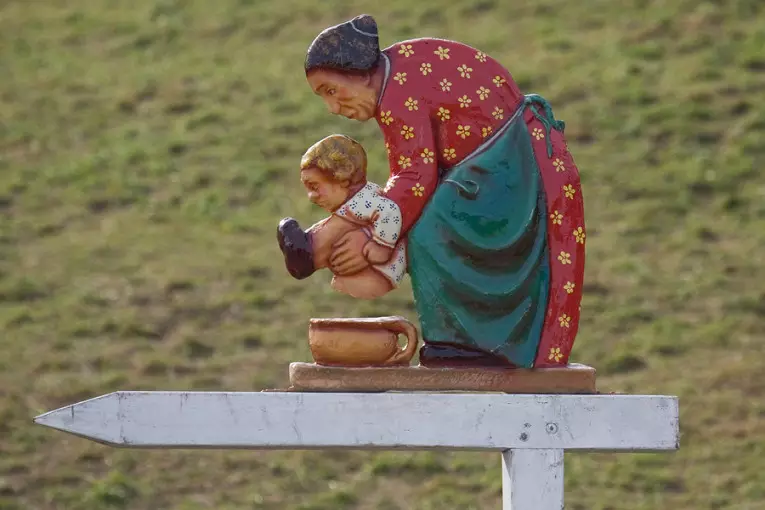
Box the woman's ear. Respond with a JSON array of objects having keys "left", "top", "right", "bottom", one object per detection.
[
  {"left": 349, "top": 71, "right": 373, "bottom": 86},
  {"left": 339, "top": 178, "right": 351, "bottom": 188}
]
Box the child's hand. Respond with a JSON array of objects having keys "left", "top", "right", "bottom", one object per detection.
[{"left": 362, "top": 240, "right": 394, "bottom": 264}]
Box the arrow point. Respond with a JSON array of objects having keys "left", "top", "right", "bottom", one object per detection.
[
  {"left": 33, "top": 404, "right": 74, "bottom": 431},
  {"left": 32, "top": 393, "right": 120, "bottom": 445}
]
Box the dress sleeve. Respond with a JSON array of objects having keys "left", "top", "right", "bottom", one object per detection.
[{"left": 379, "top": 101, "right": 439, "bottom": 237}]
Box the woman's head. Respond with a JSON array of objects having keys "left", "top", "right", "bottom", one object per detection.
[
  {"left": 300, "top": 134, "right": 367, "bottom": 211},
  {"left": 304, "top": 15, "right": 384, "bottom": 121},
  {"left": 306, "top": 68, "right": 382, "bottom": 121}
]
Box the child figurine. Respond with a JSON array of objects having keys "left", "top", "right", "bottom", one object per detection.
[{"left": 277, "top": 134, "right": 406, "bottom": 299}]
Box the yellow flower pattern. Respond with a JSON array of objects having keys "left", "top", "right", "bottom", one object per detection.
[
  {"left": 532, "top": 128, "right": 545, "bottom": 140},
  {"left": 434, "top": 46, "right": 450, "bottom": 60},
  {"left": 394, "top": 72, "right": 407, "bottom": 85},
  {"left": 458, "top": 95, "right": 472, "bottom": 108},
  {"left": 420, "top": 62, "right": 432, "bottom": 75},
  {"left": 443, "top": 147, "right": 457, "bottom": 161},
  {"left": 437, "top": 107, "right": 451, "bottom": 121},
  {"left": 558, "top": 314, "right": 571, "bottom": 328},
  {"left": 456, "top": 125, "right": 471, "bottom": 139},
  {"left": 379, "top": 110, "right": 393, "bottom": 125},
  {"left": 398, "top": 155, "right": 412, "bottom": 169},
  {"left": 557, "top": 251, "right": 572, "bottom": 265},
  {"left": 477, "top": 86, "right": 490, "bottom": 100},
  {"left": 493, "top": 75, "right": 507, "bottom": 87},
  {"left": 404, "top": 97, "right": 419, "bottom": 111},
  {"left": 563, "top": 184, "right": 576, "bottom": 199},
  {"left": 573, "top": 227, "right": 585, "bottom": 244},
  {"left": 553, "top": 158, "right": 565, "bottom": 172},
  {"left": 564, "top": 282, "right": 575, "bottom": 294},
  {"left": 481, "top": 126, "right": 493, "bottom": 138},
  {"left": 400, "top": 125, "right": 415, "bottom": 140},
  {"left": 420, "top": 148, "right": 435, "bottom": 164},
  {"left": 411, "top": 183, "right": 425, "bottom": 197},
  {"left": 398, "top": 44, "right": 414, "bottom": 57},
  {"left": 548, "top": 347, "right": 563, "bottom": 363},
  {"left": 440, "top": 79, "right": 452, "bottom": 92},
  {"left": 475, "top": 51, "right": 488, "bottom": 63},
  {"left": 492, "top": 106, "right": 504, "bottom": 120},
  {"left": 550, "top": 210, "right": 563, "bottom": 225},
  {"left": 457, "top": 64, "right": 473, "bottom": 78}
]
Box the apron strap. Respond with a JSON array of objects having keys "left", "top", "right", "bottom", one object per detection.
[{"left": 524, "top": 94, "right": 565, "bottom": 158}]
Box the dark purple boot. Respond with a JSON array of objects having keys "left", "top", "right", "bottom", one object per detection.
[{"left": 276, "top": 218, "right": 315, "bottom": 280}]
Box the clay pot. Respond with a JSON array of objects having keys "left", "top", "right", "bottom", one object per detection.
[{"left": 308, "top": 316, "right": 418, "bottom": 367}]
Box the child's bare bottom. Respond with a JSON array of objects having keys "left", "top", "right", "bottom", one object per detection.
[{"left": 306, "top": 215, "right": 393, "bottom": 300}]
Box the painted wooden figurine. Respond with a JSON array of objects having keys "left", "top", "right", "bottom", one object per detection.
[
  {"left": 279, "top": 134, "right": 407, "bottom": 300},
  {"left": 278, "top": 14, "right": 586, "bottom": 375}
]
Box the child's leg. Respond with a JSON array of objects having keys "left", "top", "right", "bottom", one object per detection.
[
  {"left": 307, "top": 216, "right": 395, "bottom": 299},
  {"left": 305, "top": 215, "right": 359, "bottom": 270},
  {"left": 282, "top": 214, "right": 393, "bottom": 299},
  {"left": 278, "top": 214, "right": 358, "bottom": 279},
  {"left": 331, "top": 269, "right": 393, "bottom": 299}
]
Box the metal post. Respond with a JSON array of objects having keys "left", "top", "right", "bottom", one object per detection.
[{"left": 502, "top": 449, "right": 564, "bottom": 510}]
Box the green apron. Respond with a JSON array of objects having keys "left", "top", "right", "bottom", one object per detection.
[{"left": 406, "top": 96, "right": 552, "bottom": 368}]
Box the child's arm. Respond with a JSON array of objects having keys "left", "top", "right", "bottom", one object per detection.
[
  {"left": 363, "top": 193, "right": 403, "bottom": 264},
  {"left": 363, "top": 240, "right": 395, "bottom": 264}
]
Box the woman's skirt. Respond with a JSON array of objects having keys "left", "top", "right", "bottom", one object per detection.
[{"left": 406, "top": 94, "right": 584, "bottom": 368}]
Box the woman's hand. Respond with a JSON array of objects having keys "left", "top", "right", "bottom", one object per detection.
[{"left": 329, "top": 228, "right": 371, "bottom": 275}]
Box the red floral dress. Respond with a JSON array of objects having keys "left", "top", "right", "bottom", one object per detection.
[{"left": 374, "top": 38, "right": 586, "bottom": 367}]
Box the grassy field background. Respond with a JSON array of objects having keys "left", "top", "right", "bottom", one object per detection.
[{"left": 2, "top": 0, "right": 765, "bottom": 508}]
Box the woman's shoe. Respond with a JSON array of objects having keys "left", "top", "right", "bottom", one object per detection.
[{"left": 418, "top": 342, "right": 517, "bottom": 369}]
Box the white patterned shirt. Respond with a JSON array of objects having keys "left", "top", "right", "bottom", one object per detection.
[
  {"left": 333, "top": 182, "right": 408, "bottom": 286},
  {"left": 334, "top": 182, "right": 403, "bottom": 248}
]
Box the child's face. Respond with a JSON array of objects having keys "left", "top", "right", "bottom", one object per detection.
[{"left": 300, "top": 167, "right": 349, "bottom": 212}]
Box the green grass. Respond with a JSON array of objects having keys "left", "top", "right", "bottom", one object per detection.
[{"left": 2, "top": 0, "right": 765, "bottom": 508}]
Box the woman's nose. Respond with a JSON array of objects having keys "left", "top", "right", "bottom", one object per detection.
[
  {"left": 327, "top": 100, "right": 341, "bottom": 115},
  {"left": 308, "top": 191, "right": 319, "bottom": 201}
]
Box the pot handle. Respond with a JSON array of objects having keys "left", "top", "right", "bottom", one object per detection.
[{"left": 382, "top": 317, "right": 419, "bottom": 366}]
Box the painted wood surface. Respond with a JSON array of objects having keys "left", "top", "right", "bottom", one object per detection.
[
  {"left": 503, "top": 449, "right": 564, "bottom": 510},
  {"left": 34, "top": 391, "right": 679, "bottom": 451},
  {"left": 288, "top": 362, "right": 597, "bottom": 393}
]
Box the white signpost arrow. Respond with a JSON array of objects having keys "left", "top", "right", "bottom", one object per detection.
[{"left": 34, "top": 391, "right": 679, "bottom": 509}]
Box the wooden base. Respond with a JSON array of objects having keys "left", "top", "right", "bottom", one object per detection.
[{"left": 287, "top": 362, "right": 597, "bottom": 394}]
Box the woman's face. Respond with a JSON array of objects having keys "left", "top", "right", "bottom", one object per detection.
[{"left": 307, "top": 69, "right": 378, "bottom": 121}]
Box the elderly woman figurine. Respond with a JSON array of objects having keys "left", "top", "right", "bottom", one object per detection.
[{"left": 279, "top": 14, "right": 586, "bottom": 370}]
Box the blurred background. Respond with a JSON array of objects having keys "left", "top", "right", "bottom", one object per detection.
[{"left": 2, "top": 0, "right": 764, "bottom": 508}]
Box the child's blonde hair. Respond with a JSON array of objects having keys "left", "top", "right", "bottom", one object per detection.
[{"left": 300, "top": 134, "right": 367, "bottom": 185}]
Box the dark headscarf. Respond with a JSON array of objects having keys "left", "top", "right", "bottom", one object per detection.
[{"left": 304, "top": 14, "right": 381, "bottom": 74}]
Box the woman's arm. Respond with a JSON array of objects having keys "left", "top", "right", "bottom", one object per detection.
[{"left": 377, "top": 96, "right": 440, "bottom": 238}]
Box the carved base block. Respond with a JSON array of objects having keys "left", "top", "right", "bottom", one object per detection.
[{"left": 287, "top": 362, "right": 597, "bottom": 394}]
